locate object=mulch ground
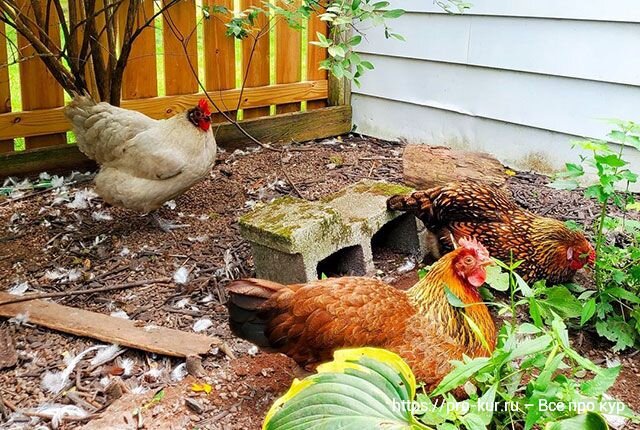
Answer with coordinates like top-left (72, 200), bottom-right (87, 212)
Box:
top-left (0, 135), bottom-right (638, 429)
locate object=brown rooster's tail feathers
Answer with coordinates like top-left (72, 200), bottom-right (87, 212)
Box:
top-left (226, 279), bottom-right (285, 348)
top-left (387, 192), bottom-right (431, 213)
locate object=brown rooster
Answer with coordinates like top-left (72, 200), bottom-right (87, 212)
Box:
top-left (387, 180), bottom-right (595, 284)
top-left (226, 239), bottom-right (496, 391)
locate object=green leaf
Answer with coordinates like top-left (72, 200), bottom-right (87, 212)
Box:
top-left (484, 265), bottom-right (510, 291)
top-left (580, 298), bottom-right (596, 326)
top-left (544, 412), bottom-right (609, 430)
top-left (431, 357), bottom-right (491, 397)
top-left (383, 9), bottom-right (405, 18)
top-left (542, 286), bottom-right (582, 318)
top-left (604, 287), bottom-right (640, 304)
top-left (361, 61), bottom-right (375, 70)
top-left (508, 334), bottom-right (553, 360)
top-left (348, 35), bottom-right (362, 46)
top-left (515, 273), bottom-right (533, 297)
top-left (263, 348), bottom-right (421, 429)
top-left (529, 298), bottom-right (543, 327)
top-left (444, 285), bottom-right (464, 308)
top-left (581, 366), bottom-right (621, 397)
top-left (594, 154), bottom-right (627, 168)
top-left (595, 319), bottom-right (636, 352)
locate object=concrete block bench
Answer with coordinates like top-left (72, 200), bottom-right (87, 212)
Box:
top-left (239, 180), bottom-right (427, 284)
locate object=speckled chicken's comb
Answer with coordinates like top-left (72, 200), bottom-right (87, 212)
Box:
top-left (459, 237), bottom-right (490, 260)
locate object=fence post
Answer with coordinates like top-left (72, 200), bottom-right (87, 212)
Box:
top-left (327, 26), bottom-right (351, 107)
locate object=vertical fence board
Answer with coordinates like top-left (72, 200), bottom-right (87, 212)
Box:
top-left (307, 13), bottom-right (328, 110)
top-left (0, 20), bottom-right (13, 152)
top-left (16, 0), bottom-right (66, 149)
top-left (241, 0), bottom-right (270, 119)
top-left (203, 0), bottom-right (235, 122)
top-left (119, 0), bottom-right (158, 99)
top-left (275, 4), bottom-right (301, 114)
top-left (162, 0), bottom-right (198, 95)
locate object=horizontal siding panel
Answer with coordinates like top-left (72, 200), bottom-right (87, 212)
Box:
top-left (396, 0), bottom-right (640, 22)
top-left (357, 14), bottom-right (640, 86)
top-left (352, 94), bottom-right (640, 191)
top-left (353, 55), bottom-right (640, 141)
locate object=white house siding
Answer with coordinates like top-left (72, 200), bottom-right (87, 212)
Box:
top-left (352, 1), bottom-right (640, 184)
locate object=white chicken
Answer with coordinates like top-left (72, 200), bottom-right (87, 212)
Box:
top-left (64, 96), bottom-right (217, 230)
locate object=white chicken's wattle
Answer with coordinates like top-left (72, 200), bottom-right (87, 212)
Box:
top-left (64, 96), bottom-right (217, 214)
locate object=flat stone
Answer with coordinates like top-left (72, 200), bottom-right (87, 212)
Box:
top-left (239, 180), bottom-right (426, 284)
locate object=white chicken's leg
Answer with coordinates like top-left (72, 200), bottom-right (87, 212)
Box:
top-left (149, 212), bottom-right (190, 232)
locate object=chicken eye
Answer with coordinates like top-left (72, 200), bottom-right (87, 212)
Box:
top-left (464, 256), bottom-right (474, 265)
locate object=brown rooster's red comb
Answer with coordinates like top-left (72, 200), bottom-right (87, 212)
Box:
top-left (198, 98), bottom-right (212, 117)
top-left (459, 237), bottom-right (490, 261)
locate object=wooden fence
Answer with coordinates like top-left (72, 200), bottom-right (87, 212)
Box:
top-left (0, 1), bottom-right (352, 176)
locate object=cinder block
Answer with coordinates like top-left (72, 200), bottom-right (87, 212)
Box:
top-left (239, 180), bottom-right (427, 284)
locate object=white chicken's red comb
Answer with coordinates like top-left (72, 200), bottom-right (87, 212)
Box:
top-left (198, 98), bottom-right (212, 116)
top-left (459, 237), bottom-right (490, 260)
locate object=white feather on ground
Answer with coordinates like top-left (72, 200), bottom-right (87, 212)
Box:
top-left (8, 281), bottom-right (29, 296)
top-left (89, 344), bottom-right (122, 366)
top-left (171, 363), bottom-right (187, 382)
top-left (193, 318), bottom-right (213, 333)
top-left (173, 266), bottom-right (189, 284)
top-left (34, 404), bottom-right (88, 429)
top-left (42, 345), bottom-right (109, 394)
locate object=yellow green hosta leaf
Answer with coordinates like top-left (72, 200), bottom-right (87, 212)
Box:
top-left (544, 412), bottom-right (609, 430)
top-left (262, 347), bottom-right (429, 430)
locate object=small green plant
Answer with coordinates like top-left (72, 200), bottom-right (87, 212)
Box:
top-left (552, 120), bottom-right (640, 350)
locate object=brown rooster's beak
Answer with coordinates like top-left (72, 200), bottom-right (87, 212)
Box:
top-left (480, 259), bottom-right (494, 267)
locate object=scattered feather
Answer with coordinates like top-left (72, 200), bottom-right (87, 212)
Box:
top-left (397, 258), bottom-right (416, 274)
top-left (188, 235), bottom-right (209, 243)
top-left (119, 358), bottom-right (135, 376)
top-left (45, 269), bottom-right (67, 281)
top-left (99, 376), bottom-right (111, 387)
top-left (110, 310), bottom-right (130, 320)
top-left (67, 269), bottom-right (82, 282)
top-left (171, 363), bottom-right (188, 382)
top-left (90, 344), bottom-right (122, 366)
top-left (119, 247), bottom-right (131, 257)
top-left (35, 404), bottom-right (88, 429)
top-left (8, 281), bottom-right (29, 296)
top-left (8, 312), bottom-right (29, 325)
top-left (66, 188), bottom-right (98, 209)
top-left (606, 357), bottom-right (621, 368)
top-left (42, 345), bottom-right (108, 394)
top-left (173, 267), bottom-right (189, 285)
top-left (193, 318), bottom-right (213, 333)
top-left (164, 200), bottom-right (177, 210)
top-left (91, 210), bottom-right (113, 221)
top-left (175, 298), bottom-right (190, 309)
top-left (130, 384), bottom-right (148, 395)
top-left (144, 367), bottom-right (164, 381)
top-left (247, 345), bottom-right (259, 357)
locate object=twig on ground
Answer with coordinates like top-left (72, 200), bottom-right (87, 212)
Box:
top-left (280, 150), bottom-right (304, 199)
top-left (0, 278), bottom-right (171, 306)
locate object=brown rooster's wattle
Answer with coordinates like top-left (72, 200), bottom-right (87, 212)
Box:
top-left (226, 239), bottom-right (496, 391)
top-left (387, 180), bottom-right (595, 284)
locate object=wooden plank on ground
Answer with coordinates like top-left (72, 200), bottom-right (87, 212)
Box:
top-left (203, 0), bottom-right (236, 122)
top-left (241, 0), bottom-right (270, 119)
top-left (162, 0), bottom-right (198, 95)
top-left (306, 13), bottom-right (328, 110)
top-left (276, 2), bottom-right (301, 114)
top-left (0, 20), bottom-right (13, 153)
top-left (118, 0), bottom-right (157, 99)
top-left (0, 80), bottom-right (327, 140)
top-left (16, 0), bottom-right (66, 149)
top-left (0, 105), bottom-right (351, 177)
top-left (0, 292), bottom-right (222, 357)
